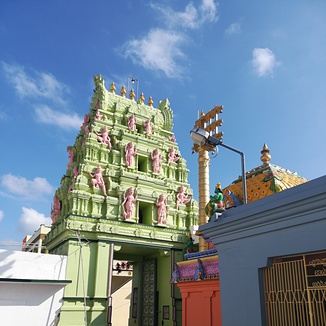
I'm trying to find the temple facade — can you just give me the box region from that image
[45,75,198,326]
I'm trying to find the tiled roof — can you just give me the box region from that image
[222,144,308,206]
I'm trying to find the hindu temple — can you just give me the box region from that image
[45,74,198,325]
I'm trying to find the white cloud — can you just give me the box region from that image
[19,207,51,233]
[122,28,186,78]
[150,0,218,29]
[121,1,218,78]
[200,0,219,23]
[35,105,83,130]
[0,210,4,222]
[1,62,69,104]
[252,48,280,77]
[1,174,53,200]
[225,22,241,35]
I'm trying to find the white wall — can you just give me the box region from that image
[0,250,68,326]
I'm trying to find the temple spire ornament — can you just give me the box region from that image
[139,93,145,104]
[260,143,271,165]
[129,89,135,100]
[110,82,116,93]
[120,85,126,97]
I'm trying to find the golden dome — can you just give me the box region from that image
[222,144,308,207]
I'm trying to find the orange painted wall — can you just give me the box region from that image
[177,279,221,326]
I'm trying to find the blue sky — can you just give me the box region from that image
[1,0,326,247]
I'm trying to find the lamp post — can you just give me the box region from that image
[127,76,139,100]
[190,127,247,205]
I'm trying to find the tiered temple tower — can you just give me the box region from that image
[45,74,198,326]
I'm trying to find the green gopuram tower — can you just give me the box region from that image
[45,74,198,326]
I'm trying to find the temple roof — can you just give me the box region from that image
[222,144,308,206]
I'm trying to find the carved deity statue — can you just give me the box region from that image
[88,165,107,196]
[169,134,176,142]
[81,114,90,144]
[156,194,168,224]
[51,195,61,223]
[67,148,74,168]
[151,148,162,173]
[205,184,225,222]
[125,142,137,167]
[94,108,104,121]
[122,187,138,220]
[81,114,90,131]
[176,185,191,208]
[95,125,112,150]
[168,146,179,164]
[128,114,136,131]
[143,119,152,136]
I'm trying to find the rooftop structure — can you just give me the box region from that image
[223,144,308,206]
[22,224,51,253]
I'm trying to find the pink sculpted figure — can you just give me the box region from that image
[151,148,162,173]
[95,126,112,150]
[122,187,138,219]
[125,142,137,167]
[176,185,192,209]
[51,195,61,223]
[84,124,90,136]
[169,134,176,142]
[81,114,90,130]
[95,108,104,120]
[143,119,152,136]
[81,114,90,144]
[156,194,167,224]
[128,114,136,131]
[88,165,107,196]
[67,148,74,168]
[168,146,179,164]
[72,165,79,178]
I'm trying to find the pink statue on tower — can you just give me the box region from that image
[156,194,168,224]
[87,165,107,196]
[168,146,179,164]
[125,142,137,167]
[176,185,192,209]
[94,108,104,120]
[51,195,61,223]
[80,114,90,131]
[67,148,74,168]
[95,126,112,150]
[81,114,90,144]
[151,148,162,173]
[122,187,138,220]
[169,134,176,142]
[143,119,152,136]
[128,114,137,131]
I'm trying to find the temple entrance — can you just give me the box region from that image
[263,251,326,325]
[113,245,174,326]
[141,259,158,326]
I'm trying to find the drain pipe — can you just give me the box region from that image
[107,243,114,326]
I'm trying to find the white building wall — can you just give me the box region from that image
[0,249,68,326]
